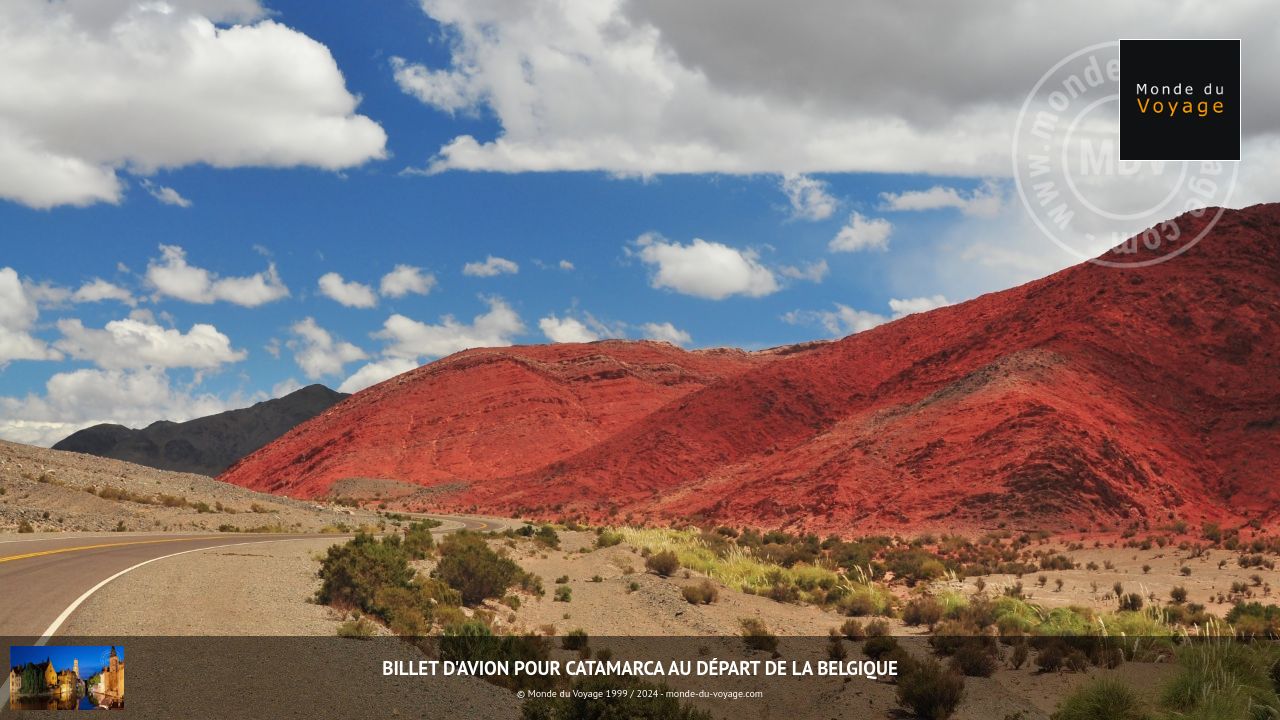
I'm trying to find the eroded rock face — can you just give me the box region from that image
[221,205,1280,534]
[53,384,347,476]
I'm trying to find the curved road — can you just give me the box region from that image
[0,514,506,641]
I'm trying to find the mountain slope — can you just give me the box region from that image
[53,384,348,476]
[220,342,797,497]
[220,205,1280,533]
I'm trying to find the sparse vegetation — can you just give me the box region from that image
[645,549,681,577]
[896,657,965,720]
[739,618,779,655]
[681,579,719,605]
[1052,678,1150,720]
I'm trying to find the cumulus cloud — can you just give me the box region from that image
[778,259,829,283]
[538,315,601,343]
[318,272,378,308]
[0,268,61,365]
[784,294,951,336]
[288,317,367,379]
[0,367,237,447]
[780,174,837,221]
[558,260,575,271]
[54,317,247,370]
[74,279,136,306]
[379,265,436,298]
[394,0,1280,179]
[141,180,193,208]
[639,321,692,346]
[634,234,778,300]
[880,181,1002,218]
[0,0,387,209]
[829,212,892,253]
[146,245,289,306]
[462,256,519,277]
[341,297,526,393]
[337,357,420,394]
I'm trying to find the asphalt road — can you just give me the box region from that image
[0,514,507,640]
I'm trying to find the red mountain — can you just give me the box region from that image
[220,205,1280,533]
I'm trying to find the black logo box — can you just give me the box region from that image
[1120,39,1240,161]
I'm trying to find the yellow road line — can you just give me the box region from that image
[0,537,213,564]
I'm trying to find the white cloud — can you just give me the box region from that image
[146,244,290,306]
[340,296,524,392]
[634,234,778,300]
[829,212,892,253]
[71,279,136,306]
[639,321,692,346]
[372,297,525,360]
[880,181,1002,218]
[141,180,193,208]
[318,272,378,308]
[538,315,601,343]
[394,1,1280,178]
[54,317,247,370]
[888,294,951,316]
[0,268,61,365]
[0,367,237,447]
[558,260,575,271]
[0,0,387,209]
[287,317,367,379]
[463,256,519,277]
[391,55,483,114]
[778,259,829,283]
[271,377,303,398]
[780,174,837,221]
[784,294,951,336]
[379,265,436,298]
[337,357,419,394]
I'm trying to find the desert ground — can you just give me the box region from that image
[48,523,1246,719]
[0,439,385,533]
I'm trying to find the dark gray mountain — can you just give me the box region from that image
[52,384,348,476]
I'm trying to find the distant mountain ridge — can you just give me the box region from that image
[53,384,348,476]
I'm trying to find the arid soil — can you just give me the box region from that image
[0,439,383,533]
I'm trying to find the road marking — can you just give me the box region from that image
[0,537,209,564]
[35,537,332,645]
[0,533,156,546]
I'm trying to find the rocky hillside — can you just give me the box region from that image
[0,439,380,533]
[219,205,1280,534]
[53,384,347,476]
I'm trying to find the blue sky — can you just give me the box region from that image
[0,1,1276,445]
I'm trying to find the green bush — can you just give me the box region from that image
[862,635,899,660]
[681,579,719,605]
[646,550,681,577]
[739,618,779,655]
[1052,678,1150,720]
[897,657,965,720]
[435,532,524,605]
[903,596,945,627]
[562,629,589,652]
[596,530,623,548]
[535,525,561,549]
[949,640,998,677]
[554,586,572,602]
[403,521,436,560]
[316,533,416,614]
[839,619,866,640]
[336,616,377,639]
